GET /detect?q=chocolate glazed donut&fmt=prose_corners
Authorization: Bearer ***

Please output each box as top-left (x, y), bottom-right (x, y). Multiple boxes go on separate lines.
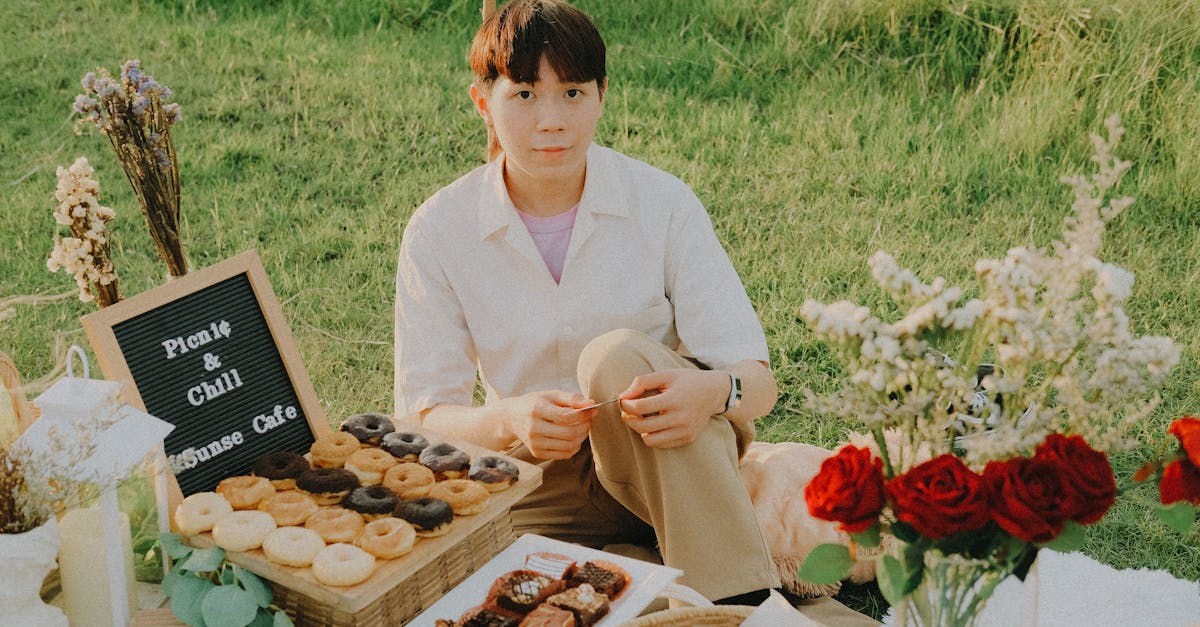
top-left (393, 497), bottom-right (454, 536)
top-left (340, 412), bottom-right (396, 445)
top-left (252, 451), bottom-right (310, 489)
top-left (381, 431), bottom-right (429, 461)
top-left (296, 467), bottom-right (360, 505)
top-left (419, 442), bottom-right (470, 479)
top-left (342, 485), bottom-right (399, 519)
top-left (468, 456), bottom-right (519, 491)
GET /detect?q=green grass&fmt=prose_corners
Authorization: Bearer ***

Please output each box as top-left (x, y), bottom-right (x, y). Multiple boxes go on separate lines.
top-left (3, 0), bottom-right (1198, 616)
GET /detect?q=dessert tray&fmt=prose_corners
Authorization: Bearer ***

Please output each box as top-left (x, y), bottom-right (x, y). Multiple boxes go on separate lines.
top-left (184, 426), bottom-right (542, 622)
top-left (411, 533), bottom-right (692, 626)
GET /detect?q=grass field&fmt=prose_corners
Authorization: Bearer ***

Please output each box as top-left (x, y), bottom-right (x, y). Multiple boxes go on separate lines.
top-left (2, 0), bottom-right (1198, 615)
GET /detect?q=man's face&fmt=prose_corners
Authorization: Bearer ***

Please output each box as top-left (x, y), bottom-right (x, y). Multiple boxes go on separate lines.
top-left (473, 56), bottom-right (605, 185)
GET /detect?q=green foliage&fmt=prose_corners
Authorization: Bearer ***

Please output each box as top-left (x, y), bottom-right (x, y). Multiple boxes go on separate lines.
top-left (157, 533), bottom-right (293, 627)
top-left (796, 543), bottom-right (856, 585)
top-left (1156, 502), bottom-right (1198, 534)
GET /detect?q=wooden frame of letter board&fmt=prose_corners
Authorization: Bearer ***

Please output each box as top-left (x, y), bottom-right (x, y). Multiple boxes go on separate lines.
top-left (81, 249), bottom-right (329, 500)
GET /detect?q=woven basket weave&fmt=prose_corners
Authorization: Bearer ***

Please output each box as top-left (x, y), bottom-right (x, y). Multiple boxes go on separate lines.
top-left (621, 605), bottom-right (755, 626)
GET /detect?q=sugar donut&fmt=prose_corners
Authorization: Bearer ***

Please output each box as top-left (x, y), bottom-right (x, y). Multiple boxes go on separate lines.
top-left (310, 432), bottom-right (361, 468)
top-left (311, 543), bottom-right (376, 587)
top-left (394, 497), bottom-right (454, 537)
top-left (262, 526), bottom-right (325, 568)
top-left (174, 492), bottom-right (233, 536)
top-left (297, 467), bottom-right (360, 506)
top-left (344, 448), bottom-right (398, 486)
top-left (211, 510), bottom-right (276, 553)
top-left (468, 456), bottom-right (520, 492)
top-left (216, 475), bottom-right (277, 510)
top-left (252, 451), bottom-right (310, 490)
top-left (354, 517), bottom-right (416, 559)
top-left (380, 431), bottom-right (429, 461)
top-left (419, 442), bottom-right (470, 479)
top-left (305, 506), bottom-right (365, 544)
top-left (339, 412), bottom-right (396, 446)
top-left (429, 479), bottom-right (489, 516)
top-left (258, 490), bottom-right (319, 526)
top-left (382, 462), bottom-right (435, 499)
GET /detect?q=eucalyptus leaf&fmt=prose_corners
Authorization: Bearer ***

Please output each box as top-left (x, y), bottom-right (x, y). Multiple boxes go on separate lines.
top-left (170, 575), bottom-right (215, 627)
top-left (1041, 521), bottom-right (1085, 553)
top-left (219, 567), bottom-right (237, 586)
top-left (201, 586), bottom-right (259, 627)
top-left (795, 543), bottom-right (854, 585)
top-left (161, 569), bottom-right (190, 598)
top-left (875, 554), bottom-right (912, 605)
top-left (1156, 502), bottom-right (1197, 533)
top-left (248, 611), bottom-right (274, 627)
top-left (159, 533), bottom-right (194, 560)
top-left (182, 547), bottom-right (226, 573)
top-left (850, 525), bottom-right (881, 548)
top-left (233, 565), bottom-right (274, 607)
top-left (273, 610), bottom-right (296, 626)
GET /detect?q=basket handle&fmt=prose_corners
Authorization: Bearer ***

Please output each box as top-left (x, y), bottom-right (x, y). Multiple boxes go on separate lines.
top-left (657, 582), bottom-right (713, 608)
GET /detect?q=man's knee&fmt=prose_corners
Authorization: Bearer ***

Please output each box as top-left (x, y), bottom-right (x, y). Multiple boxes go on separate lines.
top-left (577, 328), bottom-right (659, 395)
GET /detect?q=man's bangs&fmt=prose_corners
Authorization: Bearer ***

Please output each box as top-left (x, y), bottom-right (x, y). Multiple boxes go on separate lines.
top-left (472, 0), bottom-right (605, 87)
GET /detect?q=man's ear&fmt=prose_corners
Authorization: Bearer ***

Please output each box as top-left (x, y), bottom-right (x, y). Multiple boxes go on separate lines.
top-left (598, 77), bottom-right (608, 104)
top-left (470, 83), bottom-right (492, 125)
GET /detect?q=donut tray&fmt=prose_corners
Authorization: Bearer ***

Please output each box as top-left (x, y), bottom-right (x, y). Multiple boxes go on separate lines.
top-left (184, 427), bottom-right (543, 626)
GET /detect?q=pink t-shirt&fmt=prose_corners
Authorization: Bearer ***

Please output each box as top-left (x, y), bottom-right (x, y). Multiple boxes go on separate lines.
top-left (518, 205), bottom-right (578, 284)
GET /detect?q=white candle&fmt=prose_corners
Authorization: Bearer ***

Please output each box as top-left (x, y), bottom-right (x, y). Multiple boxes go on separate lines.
top-left (58, 506), bottom-right (137, 627)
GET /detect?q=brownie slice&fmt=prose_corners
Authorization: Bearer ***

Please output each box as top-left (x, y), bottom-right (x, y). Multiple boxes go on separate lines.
top-left (567, 561), bottom-right (627, 599)
top-left (493, 570), bottom-right (567, 614)
top-left (457, 607), bottom-right (521, 627)
top-left (518, 603), bottom-right (577, 627)
top-left (546, 583), bottom-right (610, 627)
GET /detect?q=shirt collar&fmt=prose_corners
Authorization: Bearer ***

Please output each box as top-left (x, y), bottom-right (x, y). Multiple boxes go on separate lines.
top-left (475, 144), bottom-right (629, 241)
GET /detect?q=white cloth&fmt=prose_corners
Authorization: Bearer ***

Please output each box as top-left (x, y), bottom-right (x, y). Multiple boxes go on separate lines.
top-left (394, 143), bottom-right (767, 417)
top-left (882, 550), bottom-right (1200, 626)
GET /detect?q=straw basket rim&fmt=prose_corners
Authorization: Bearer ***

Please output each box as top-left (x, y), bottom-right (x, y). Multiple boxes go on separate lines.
top-left (620, 604), bottom-right (756, 626)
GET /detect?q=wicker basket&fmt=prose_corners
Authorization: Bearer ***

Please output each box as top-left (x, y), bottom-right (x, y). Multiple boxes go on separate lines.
top-left (621, 605), bottom-right (755, 626)
top-left (271, 513), bottom-right (515, 626)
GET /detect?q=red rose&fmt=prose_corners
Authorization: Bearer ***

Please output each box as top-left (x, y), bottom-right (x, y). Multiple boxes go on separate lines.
top-left (1168, 416), bottom-right (1200, 468)
top-left (886, 454), bottom-right (990, 538)
top-left (805, 445), bottom-right (885, 533)
top-left (1159, 459), bottom-right (1200, 505)
top-left (1034, 434), bottom-right (1116, 524)
top-left (984, 457), bottom-right (1072, 543)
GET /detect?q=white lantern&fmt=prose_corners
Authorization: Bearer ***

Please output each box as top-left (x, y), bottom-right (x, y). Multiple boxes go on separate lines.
top-left (18, 346), bottom-right (175, 627)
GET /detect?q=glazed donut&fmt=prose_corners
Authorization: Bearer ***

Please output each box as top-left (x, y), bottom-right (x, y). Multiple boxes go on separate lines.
top-left (310, 432), bottom-right (361, 469)
top-left (252, 451), bottom-right (310, 490)
top-left (354, 517), bottom-right (416, 559)
top-left (296, 467), bottom-right (360, 506)
top-left (305, 506), bottom-right (365, 544)
top-left (211, 510), bottom-right (276, 553)
top-left (429, 479), bottom-right (489, 516)
top-left (344, 448), bottom-right (398, 486)
top-left (174, 492), bottom-right (233, 536)
top-left (341, 485), bottom-right (399, 521)
top-left (382, 462), bottom-right (435, 499)
top-left (258, 490), bottom-right (319, 526)
top-left (216, 475), bottom-right (277, 510)
top-left (261, 526), bottom-right (325, 568)
top-left (468, 456), bottom-right (520, 492)
top-left (380, 431), bottom-right (429, 461)
top-left (311, 543), bottom-right (376, 587)
top-left (419, 442), bottom-right (470, 480)
top-left (339, 412), bottom-right (396, 446)
top-left (393, 497), bottom-right (455, 537)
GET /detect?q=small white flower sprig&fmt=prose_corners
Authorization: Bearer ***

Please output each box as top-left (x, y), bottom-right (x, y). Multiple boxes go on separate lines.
top-left (73, 59), bottom-right (187, 278)
top-left (800, 116), bottom-right (1181, 473)
top-left (47, 157), bottom-right (121, 307)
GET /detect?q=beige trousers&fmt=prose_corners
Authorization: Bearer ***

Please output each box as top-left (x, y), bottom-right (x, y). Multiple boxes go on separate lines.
top-left (509, 329), bottom-right (780, 601)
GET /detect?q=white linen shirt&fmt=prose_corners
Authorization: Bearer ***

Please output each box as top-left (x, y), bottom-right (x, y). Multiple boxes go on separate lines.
top-left (394, 144), bottom-right (768, 418)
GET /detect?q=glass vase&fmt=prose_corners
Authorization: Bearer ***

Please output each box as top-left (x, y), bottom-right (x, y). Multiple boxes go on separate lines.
top-left (894, 549), bottom-right (1013, 627)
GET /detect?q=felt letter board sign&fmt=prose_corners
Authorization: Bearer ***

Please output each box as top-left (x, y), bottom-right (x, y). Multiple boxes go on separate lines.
top-left (82, 250), bottom-right (329, 495)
